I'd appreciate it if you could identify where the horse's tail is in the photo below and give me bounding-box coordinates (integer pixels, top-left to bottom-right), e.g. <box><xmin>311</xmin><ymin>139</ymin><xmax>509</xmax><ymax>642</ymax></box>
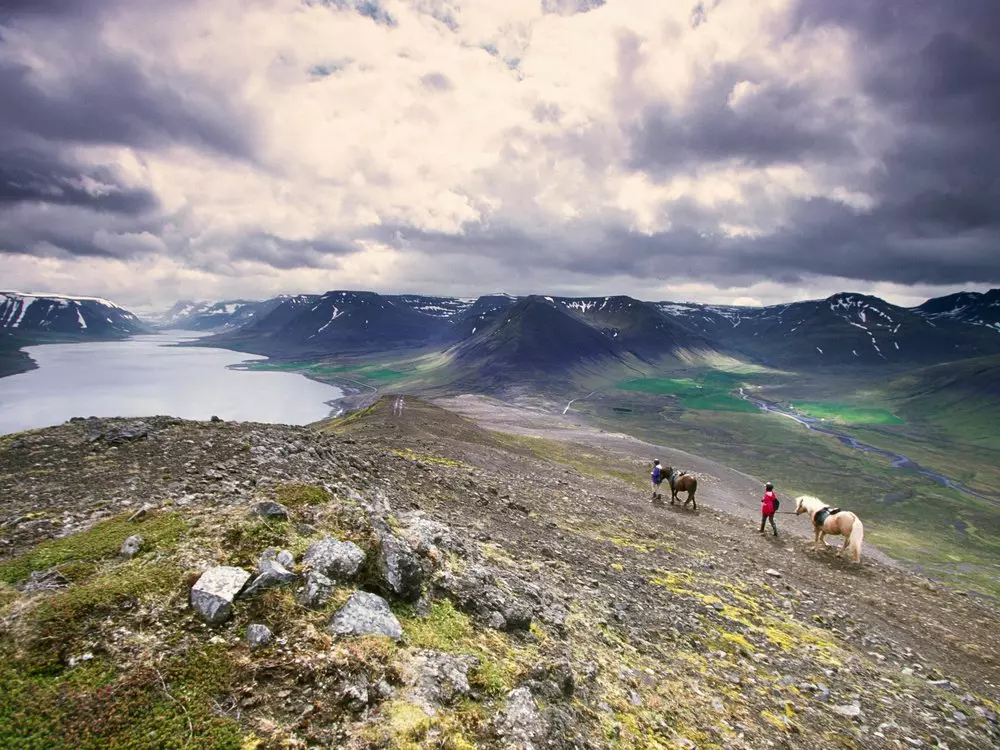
<box><xmin>848</xmin><ymin>517</ymin><xmax>864</xmax><ymax>563</ymax></box>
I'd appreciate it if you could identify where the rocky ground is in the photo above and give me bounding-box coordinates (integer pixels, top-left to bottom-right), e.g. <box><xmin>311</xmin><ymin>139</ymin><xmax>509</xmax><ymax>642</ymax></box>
<box><xmin>0</xmin><ymin>397</ymin><xmax>998</xmax><ymax>749</ymax></box>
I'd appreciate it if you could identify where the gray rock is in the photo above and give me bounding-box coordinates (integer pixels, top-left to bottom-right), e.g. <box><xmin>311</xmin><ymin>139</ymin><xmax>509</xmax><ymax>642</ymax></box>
<box><xmin>496</xmin><ymin>687</ymin><xmax>546</xmax><ymax>748</ymax></box>
<box><xmin>191</xmin><ymin>566</ymin><xmax>251</xmax><ymax>624</ymax></box>
<box><xmin>258</xmin><ymin>547</ymin><xmax>295</xmax><ymax>572</ymax></box>
<box><xmin>251</xmin><ymin>500</ymin><xmax>289</xmax><ymax>520</ymax></box>
<box><xmin>276</xmin><ymin>550</ymin><xmax>295</xmax><ymax>569</ymax></box>
<box><xmin>243</xmin><ymin>559</ymin><xmax>297</xmax><ymax>597</ymax></box>
<box><xmin>299</xmin><ymin>570</ymin><xmax>335</xmax><ymax>608</ymax></box>
<box><xmin>19</xmin><ymin>568</ymin><xmax>70</xmax><ymax>592</ymax></box>
<box><xmin>120</xmin><ymin>534</ymin><xmax>143</xmax><ymax>559</ymax></box>
<box><xmin>765</xmin><ymin>568</ymin><xmax>782</xmax><ymax>578</ymax></box>
<box><xmin>375</xmin><ymin>522</ymin><xmax>428</xmax><ymax>602</ymax></box>
<box><xmin>408</xmin><ymin>650</ymin><xmax>480</xmax><ymax>711</ymax></box>
<box><xmin>328</xmin><ymin>591</ymin><xmax>403</xmax><ymax>640</ymax></box>
<box><xmin>833</xmin><ymin>703</ymin><xmax>862</xmax><ymax>719</ymax></box>
<box><xmin>246</xmin><ymin>623</ymin><xmax>272</xmax><ymax>649</ymax></box>
<box><xmin>302</xmin><ymin>536</ymin><xmax>366</xmax><ymax>580</ymax></box>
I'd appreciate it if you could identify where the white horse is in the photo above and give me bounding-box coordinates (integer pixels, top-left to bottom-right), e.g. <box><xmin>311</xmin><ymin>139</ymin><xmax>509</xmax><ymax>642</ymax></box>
<box><xmin>795</xmin><ymin>495</ymin><xmax>865</xmax><ymax>563</ymax></box>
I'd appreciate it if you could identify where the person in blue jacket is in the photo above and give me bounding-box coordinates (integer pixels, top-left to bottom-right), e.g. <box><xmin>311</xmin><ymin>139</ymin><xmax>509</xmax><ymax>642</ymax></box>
<box><xmin>650</xmin><ymin>460</ymin><xmax>665</xmax><ymax>503</ymax></box>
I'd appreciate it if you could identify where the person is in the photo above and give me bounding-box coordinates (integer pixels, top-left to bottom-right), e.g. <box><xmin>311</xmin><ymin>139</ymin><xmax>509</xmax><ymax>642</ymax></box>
<box><xmin>760</xmin><ymin>481</ymin><xmax>778</xmax><ymax>536</ymax></box>
<box><xmin>650</xmin><ymin>460</ymin><xmax>665</xmax><ymax>503</ymax></box>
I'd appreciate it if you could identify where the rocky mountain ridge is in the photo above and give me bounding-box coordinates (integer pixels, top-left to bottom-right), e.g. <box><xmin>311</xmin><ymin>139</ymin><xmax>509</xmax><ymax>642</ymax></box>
<box><xmin>1</xmin><ymin>397</ymin><xmax>998</xmax><ymax>748</ymax></box>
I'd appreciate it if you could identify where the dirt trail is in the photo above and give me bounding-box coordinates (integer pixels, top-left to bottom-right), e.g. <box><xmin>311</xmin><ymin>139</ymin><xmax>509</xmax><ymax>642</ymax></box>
<box><xmin>437</xmin><ymin>394</ymin><xmax>902</xmax><ymax>568</ymax></box>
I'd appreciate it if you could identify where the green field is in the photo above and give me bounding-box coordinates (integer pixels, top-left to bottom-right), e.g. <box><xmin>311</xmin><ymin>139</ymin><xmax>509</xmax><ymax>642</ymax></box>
<box><xmin>616</xmin><ymin>372</ymin><xmax>757</xmax><ymax>412</ymax></box>
<box><xmin>789</xmin><ymin>401</ymin><xmax>905</xmax><ymax>425</ymax></box>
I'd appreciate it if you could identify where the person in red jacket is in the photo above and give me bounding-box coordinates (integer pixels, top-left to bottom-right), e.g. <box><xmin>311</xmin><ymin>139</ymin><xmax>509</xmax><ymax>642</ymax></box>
<box><xmin>760</xmin><ymin>482</ymin><xmax>778</xmax><ymax>536</ymax></box>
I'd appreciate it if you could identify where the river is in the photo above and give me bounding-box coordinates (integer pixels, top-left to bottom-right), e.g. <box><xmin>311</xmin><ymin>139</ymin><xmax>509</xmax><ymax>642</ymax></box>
<box><xmin>0</xmin><ymin>332</ymin><xmax>344</xmax><ymax>435</ymax></box>
<box><xmin>737</xmin><ymin>388</ymin><xmax>998</xmax><ymax>505</ymax></box>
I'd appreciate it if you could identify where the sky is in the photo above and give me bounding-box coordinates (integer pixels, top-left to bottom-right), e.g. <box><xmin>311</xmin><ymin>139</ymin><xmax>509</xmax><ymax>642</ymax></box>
<box><xmin>1</xmin><ymin>0</ymin><xmax>998</xmax><ymax>311</ymax></box>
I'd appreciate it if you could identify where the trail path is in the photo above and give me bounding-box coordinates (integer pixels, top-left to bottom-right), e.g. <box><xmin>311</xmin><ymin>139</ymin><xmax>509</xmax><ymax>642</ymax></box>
<box><xmin>437</xmin><ymin>394</ymin><xmax>901</xmax><ymax>568</ymax></box>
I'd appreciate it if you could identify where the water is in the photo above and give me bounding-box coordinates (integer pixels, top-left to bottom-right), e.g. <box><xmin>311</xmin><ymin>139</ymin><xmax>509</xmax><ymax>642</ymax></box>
<box><xmin>0</xmin><ymin>332</ymin><xmax>344</xmax><ymax>435</ymax></box>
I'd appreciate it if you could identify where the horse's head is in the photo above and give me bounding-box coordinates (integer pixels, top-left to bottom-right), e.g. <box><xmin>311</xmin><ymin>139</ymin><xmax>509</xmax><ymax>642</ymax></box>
<box><xmin>795</xmin><ymin>496</ymin><xmax>808</xmax><ymax>515</ymax></box>
<box><xmin>664</xmin><ymin>466</ymin><xmax>674</xmax><ymax>477</ymax></box>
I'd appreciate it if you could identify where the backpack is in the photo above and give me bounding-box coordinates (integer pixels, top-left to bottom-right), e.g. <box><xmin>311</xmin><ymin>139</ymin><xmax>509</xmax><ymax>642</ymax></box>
<box><xmin>773</xmin><ymin>496</ymin><xmax>780</xmax><ymax>511</ymax></box>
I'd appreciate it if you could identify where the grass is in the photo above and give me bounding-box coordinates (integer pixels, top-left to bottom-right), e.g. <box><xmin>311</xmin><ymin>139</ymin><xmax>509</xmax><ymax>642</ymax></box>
<box><xmin>0</xmin><ymin>511</ymin><xmax>187</xmax><ymax>585</ymax></box>
<box><xmin>789</xmin><ymin>401</ymin><xmax>904</xmax><ymax>425</ymax></box>
<box><xmin>615</xmin><ymin>371</ymin><xmax>757</xmax><ymax>413</ymax></box>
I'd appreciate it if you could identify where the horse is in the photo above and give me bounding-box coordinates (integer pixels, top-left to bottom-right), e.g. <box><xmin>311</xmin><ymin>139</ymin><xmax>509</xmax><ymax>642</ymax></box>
<box><xmin>664</xmin><ymin>466</ymin><xmax>697</xmax><ymax>510</ymax></box>
<box><xmin>795</xmin><ymin>495</ymin><xmax>865</xmax><ymax>563</ymax></box>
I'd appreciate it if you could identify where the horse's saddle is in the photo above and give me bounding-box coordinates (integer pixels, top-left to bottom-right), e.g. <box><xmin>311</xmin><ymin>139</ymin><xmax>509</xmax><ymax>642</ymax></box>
<box><xmin>814</xmin><ymin>506</ymin><xmax>842</xmax><ymax>526</ymax></box>
<box><xmin>669</xmin><ymin>470</ymin><xmax>686</xmax><ymax>489</ymax></box>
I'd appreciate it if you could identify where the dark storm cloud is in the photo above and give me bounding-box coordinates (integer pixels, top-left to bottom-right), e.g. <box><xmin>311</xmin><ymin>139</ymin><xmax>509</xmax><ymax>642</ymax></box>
<box><xmin>0</xmin><ymin>0</ymin><xmax>256</xmax><ymax>261</ymax></box>
<box><xmin>626</xmin><ymin>68</ymin><xmax>857</xmax><ymax>173</ymax></box>
<box><xmin>0</xmin><ymin>150</ymin><xmax>158</xmax><ymax>214</ymax></box>
<box><xmin>232</xmin><ymin>234</ymin><xmax>362</xmax><ymax>270</ymax></box>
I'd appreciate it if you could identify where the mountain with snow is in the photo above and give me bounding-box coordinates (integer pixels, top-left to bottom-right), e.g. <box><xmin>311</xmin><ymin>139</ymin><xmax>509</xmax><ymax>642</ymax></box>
<box><xmin>145</xmin><ymin>298</ymin><xmax>287</xmax><ymax>331</ymax></box>
<box><xmin>914</xmin><ymin>288</ymin><xmax>1000</xmax><ymax>333</ymax></box>
<box><xmin>654</xmin><ymin>293</ymin><xmax>1000</xmax><ymax>366</ymax></box>
<box><xmin>0</xmin><ymin>292</ymin><xmax>150</xmax><ymax>338</ymax></box>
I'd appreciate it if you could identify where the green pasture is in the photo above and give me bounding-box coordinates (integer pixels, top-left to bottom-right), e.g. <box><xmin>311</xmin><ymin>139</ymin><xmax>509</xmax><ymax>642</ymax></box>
<box><xmin>789</xmin><ymin>401</ymin><xmax>904</xmax><ymax>426</ymax></box>
<box><xmin>615</xmin><ymin>371</ymin><xmax>756</xmax><ymax>413</ymax></box>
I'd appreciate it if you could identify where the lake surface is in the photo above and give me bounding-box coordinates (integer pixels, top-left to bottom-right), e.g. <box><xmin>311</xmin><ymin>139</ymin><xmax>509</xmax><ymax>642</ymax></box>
<box><xmin>0</xmin><ymin>332</ymin><xmax>343</xmax><ymax>435</ymax></box>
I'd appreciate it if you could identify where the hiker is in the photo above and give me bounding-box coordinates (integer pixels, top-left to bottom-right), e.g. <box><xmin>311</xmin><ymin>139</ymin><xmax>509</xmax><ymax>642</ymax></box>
<box><xmin>760</xmin><ymin>482</ymin><xmax>778</xmax><ymax>536</ymax></box>
<box><xmin>650</xmin><ymin>460</ymin><xmax>665</xmax><ymax>503</ymax></box>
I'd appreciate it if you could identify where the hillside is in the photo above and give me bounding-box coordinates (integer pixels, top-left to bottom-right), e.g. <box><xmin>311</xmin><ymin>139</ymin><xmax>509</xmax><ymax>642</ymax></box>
<box><xmin>148</xmin><ymin>299</ymin><xmax>286</xmax><ymax>331</ymax></box>
<box><xmin>915</xmin><ymin>289</ymin><xmax>1000</xmax><ymax>332</ymax></box>
<box><xmin>0</xmin><ymin>292</ymin><xmax>150</xmax><ymax>338</ymax></box>
<box><xmin>0</xmin><ymin>399</ymin><xmax>998</xmax><ymax>748</ymax></box>
<box><xmin>656</xmin><ymin>293</ymin><xmax>1000</xmax><ymax>367</ymax></box>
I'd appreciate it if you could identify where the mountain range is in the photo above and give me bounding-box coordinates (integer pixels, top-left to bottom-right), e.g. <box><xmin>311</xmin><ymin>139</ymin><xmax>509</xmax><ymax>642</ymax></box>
<box><xmin>3</xmin><ymin>288</ymin><xmax>999</xmax><ymax>382</ymax></box>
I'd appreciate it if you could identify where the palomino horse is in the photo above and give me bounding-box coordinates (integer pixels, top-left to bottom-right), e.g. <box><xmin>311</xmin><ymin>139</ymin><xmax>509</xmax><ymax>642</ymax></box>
<box><xmin>795</xmin><ymin>495</ymin><xmax>865</xmax><ymax>563</ymax></box>
<box><xmin>665</xmin><ymin>467</ymin><xmax>697</xmax><ymax>509</ymax></box>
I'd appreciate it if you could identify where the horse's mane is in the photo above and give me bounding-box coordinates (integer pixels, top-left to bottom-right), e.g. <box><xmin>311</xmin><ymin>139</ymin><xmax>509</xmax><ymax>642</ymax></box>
<box><xmin>795</xmin><ymin>495</ymin><xmax>826</xmax><ymax>513</ymax></box>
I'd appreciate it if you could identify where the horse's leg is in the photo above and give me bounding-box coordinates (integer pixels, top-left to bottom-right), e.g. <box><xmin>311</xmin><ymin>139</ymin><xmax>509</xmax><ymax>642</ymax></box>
<box><xmin>689</xmin><ymin>488</ymin><xmax>696</xmax><ymax>510</ymax></box>
<box><xmin>812</xmin><ymin>526</ymin><xmax>821</xmax><ymax>550</ymax></box>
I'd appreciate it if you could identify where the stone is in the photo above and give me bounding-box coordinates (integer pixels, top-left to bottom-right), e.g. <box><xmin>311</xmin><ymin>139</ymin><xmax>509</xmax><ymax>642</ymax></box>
<box><xmin>250</xmin><ymin>501</ymin><xmax>289</xmax><ymax>520</ymax></box>
<box><xmin>408</xmin><ymin>650</ymin><xmax>480</xmax><ymax>711</ymax></box>
<box><xmin>299</xmin><ymin>570</ymin><xmax>335</xmax><ymax>608</ymax></box>
<box><xmin>832</xmin><ymin>703</ymin><xmax>862</xmax><ymax>719</ymax></box>
<box><xmin>191</xmin><ymin>566</ymin><xmax>251</xmax><ymax>624</ymax></box>
<box><xmin>128</xmin><ymin>504</ymin><xmax>154</xmax><ymax>522</ymax></box>
<box><xmin>328</xmin><ymin>591</ymin><xmax>403</xmax><ymax>640</ymax></box>
<box><xmin>246</xmin><ymin>623</ymin><xmax>272</xmax><ymax>649</ymax></box>
<box><xmin>20</xmin><ymin>568</ymin><xmax>70</xmax><ymax>592</ymax></box>
<box><xmin>276</xmin><ymin>550</ymin><xmax>295</xmax><ymax>569</ymax></box>
<box><xmin>302</xmin><ymin>536</ymin><xmax>366</xmax><ymax>580</ymax></box>
<box><xmin>375</xmin><ymin>523</ymin><xmax>428</xmax><ymax>602</ymax></box>
<box><xmin>765</xmin><ymin>569</ymin><xmax>782</xmax><ymax>578</ymax></box>
<box><xmin>243</xmin><ymin>559</ymin><xmax>298</xmax><ymax>597</ymax></box>
<box><xmin>210</xmin><ymin>415</ymin><xmax>222</xmax><ymax>423</ymax></box>
<box><xmin>120</xmin><ymin>534</ymin><xmax>143</xmax><ymax>559</ymax></box>
<box><xmin>496</xmin><ymin>687</ymin><xmax>546</xmax><ymax>747</ymax></box>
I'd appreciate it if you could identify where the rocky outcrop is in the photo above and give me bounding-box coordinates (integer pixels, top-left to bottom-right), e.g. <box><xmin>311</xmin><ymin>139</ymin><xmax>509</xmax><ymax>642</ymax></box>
<box><xmin>190</xmin><ymin>566</ymin><xmax>251</xmax><ymax>623</ymax></box>
<box><xmin>302</xmin><ymin>536</ymin><xmax>366</xmax><ymax>580</ymax></box>
<box><xmin>328</xmin><ymin>591</ymin><xmax>403</xmax><ymax>641</ymax></box>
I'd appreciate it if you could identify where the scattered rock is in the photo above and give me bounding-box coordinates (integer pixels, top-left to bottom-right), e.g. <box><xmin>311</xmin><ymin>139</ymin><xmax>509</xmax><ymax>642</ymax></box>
<box><xmin>375</xmin><ymin>521</ymin><xmax>429</xmax><ymax>602</ymax></box>
<box><xmin>765</xmin><ymin>568</ymin><xmax>782</xmax><ymax>578</ymax></box>
<box><xmin>276</xmin><ymin>549</ymin><xmax>295</xmax><ymax>569</ymax></box>
<box><xmin>302</xmin><ymin>536</ymin><xmax>366</xmax><ymax>580</ymax></box>
<box><xmin>119</xmin><ymin>534</ymin><xmax>143</xmax><ymax>559</ymax></box>
<box><xmin>243</xmin><ymin>559</ymin><xmax>298</xmax><ymax>597</ymax></box>
<box><xmin>246</xmin><ymin>623</ymin><xmax>272</xmax><ymax>649</ymax></box>
<box><xmin>832</xmin><ymin>703</ymin><xmax>862</xmax><ymax>719</ymax></box>
<box><xmin>127</xmin><ymin>504</ymin><xmax>154</xmax><ymax>522</ymax></box>
<box><xmin>328</xmin><ymin>591</ymin><xmax>403</xmax><ymax>640</ymax></box>
<box><xmin>210</xmin><ymin>415</ymin><xmax>222</xmax><ymax>423</ymax></box>
<box><xmin>190</xmin><ymin>566</ymin><xmax>251</xmax><ymax>624</ymax></box>
<box><xmin>250</xmin><ymin>500</ymin><xmax>289</xmax><ymax>520</ymax></box>
<box><xmin>496</xmin><ymin>687</ymin><xmax>546</xmax><ymax>748</ymax></box>
<box><xmin>299</xmin><ymin>570</ymin><xmax>335</xmax><ymax>608</ymax></box>
<box><xmin>19</xmin><ymin>568</ymin><xmax>70</xmax><ymax>592</ymax></box>
<box><xmin>407</xmin><ymin>650</ymin><xmax>480</xmax><ymax>711</ymax></box>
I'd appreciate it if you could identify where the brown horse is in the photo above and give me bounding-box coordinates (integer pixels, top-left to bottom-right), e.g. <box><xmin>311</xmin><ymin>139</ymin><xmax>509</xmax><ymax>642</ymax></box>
<box><xmin>665</xmin><ymin>467</ymin><xmax>697</xmax><ymax>509</ymax></box>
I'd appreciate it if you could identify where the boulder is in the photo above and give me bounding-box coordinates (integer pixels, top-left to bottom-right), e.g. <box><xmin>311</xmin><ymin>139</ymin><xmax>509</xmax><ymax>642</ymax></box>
<box><xmin>243</xmin><ymin>559</ymin><xmax>298</xmax><ymax>597</ymax></box>
<box><xmin>191</xmin><ymin>566</ymin><xmax>251</xmax><ymax>624</ymax></box>
<box><xmin>407</xmin><ymin>650</ymin><xmax>480</xmax><ymax>711</ymax></box>
<box><xmin>299</xmin><ymin>570</ymin><xmax>335</xmax><ymax>608</ymax></box>
<box><xmin>258</xmin><ymin>547</ymin><xmax>295</xmax><ymax>571</ymax></box>
<box><xmin>302</xmin><ymin>536</ymin><xmax>366</xmax><ymax>580</ymax></box>
<box><xmin>246</xmin><ymin>623</ymin><xmax>272</xmax><ymax>649</ymax></box>
<box><xmin>496</xmin><ymin>687</ymin><xmax>546</xmax><ymax>748</ymax></box>
<box><xmin>250</xmin><ymin>501</ymin><xmax>289</xmax><ymax>520</ymax></box>
<box><xmin>119</xmin><ymin>534</ymin><xmax>143</xmax><ymax>559</ymax></box>
<box><xmin>328</xmin><ymin>591</ymin><xmax>403</xmax><ymax>641</ymax></box>
<box><xmin>375</xmin><ymin>521</ymin><xmax>428</xmax><ymax>602</ymax></box>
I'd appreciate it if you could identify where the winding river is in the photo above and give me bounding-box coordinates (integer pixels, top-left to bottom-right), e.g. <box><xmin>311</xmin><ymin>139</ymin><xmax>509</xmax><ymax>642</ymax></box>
<box><xmin>737</xmin><ymin>388</ymin><xmax>998</xmax><ymax>505</ymax></box>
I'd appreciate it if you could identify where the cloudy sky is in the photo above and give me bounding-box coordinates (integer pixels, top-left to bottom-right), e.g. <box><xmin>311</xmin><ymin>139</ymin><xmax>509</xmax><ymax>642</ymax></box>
<box><xmin>1</xmin><ymin>0</ymin><xmax>998</xmax><ymax>310</ymax></box>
